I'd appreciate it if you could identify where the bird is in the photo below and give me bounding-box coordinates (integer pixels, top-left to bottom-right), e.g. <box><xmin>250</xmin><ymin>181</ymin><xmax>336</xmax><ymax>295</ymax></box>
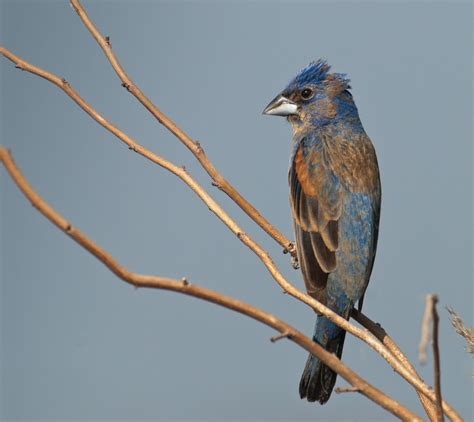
<box><xmin>263</xmin><ymin>60</ymin><xmax>381</xmax><ymax>404</ymax></box>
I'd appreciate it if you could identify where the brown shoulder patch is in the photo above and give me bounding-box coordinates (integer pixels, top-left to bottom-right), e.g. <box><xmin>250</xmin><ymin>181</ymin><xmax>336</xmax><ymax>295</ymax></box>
<box><xmin>294</xmin><ymin>147</ymin><xmax>317</xmax><ymax>196</ymax></box>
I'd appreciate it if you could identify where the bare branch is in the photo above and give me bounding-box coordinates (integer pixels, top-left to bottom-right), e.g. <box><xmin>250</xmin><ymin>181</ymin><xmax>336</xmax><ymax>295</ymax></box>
<box><xmin>431</xmin><ymin>296</ymin><xmax>444</xmax><ymax>422</ymax></box>
<box><xmin>446</xmin><ymin>307</ymin><xmax>474</xmax><ymax>354</ymax></box>
<box><xmin>0</xmin><ymin>147</ymin><xmax>422</xmax><ymax>421</ymax></box>
<box><xmin>0</xmin><ymin>46</ymin><xmax>463</xmax><ymax>422</ymax></box>
<box><xmin>418</xmin><ymin>295</ymin><xmax>444</xmax><ymax>421</ymax></box>
<box><xmin>69</xmin><ymin>0</ymin><xmax>297</xmax><ymax>259</ymax></box>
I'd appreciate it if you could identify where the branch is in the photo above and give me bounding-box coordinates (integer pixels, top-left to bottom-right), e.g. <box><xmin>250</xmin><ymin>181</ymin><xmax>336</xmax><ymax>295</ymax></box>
<box><xmin>0</xmin><ymin>147</ymin><xmax>422</xmax><ymax>421</ymax></box>
<box><xmin>418</xmin><ymin>295</ymin><xmax>444</xmax><ymax>421</ymax></box>
<box><xmin>69</xmin><ymin>0</ymin><xmax>297</xmax><ymax>259</ymax></box>
<box><xmin>432</xmin><ymin>297</ymin><xmax>444</xmax><ymax>422</ymax></box>
<box><xmin>0</xmin><ymin>46</ymin><xmax>462</xmax><ymax>422</ymax></box>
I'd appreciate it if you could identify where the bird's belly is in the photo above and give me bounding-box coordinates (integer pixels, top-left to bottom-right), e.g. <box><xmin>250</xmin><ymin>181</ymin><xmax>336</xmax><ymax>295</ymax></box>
<box><xmin>325</xmin><ymin>192</ymin><xmax>376</xmax><ymax>308</ymax></box>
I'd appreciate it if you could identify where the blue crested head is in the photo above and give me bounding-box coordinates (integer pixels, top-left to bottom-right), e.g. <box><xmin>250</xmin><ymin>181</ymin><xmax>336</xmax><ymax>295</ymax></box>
<box><xmin>263</xmin><ymin>59</ymin><xmax>361</xmax><ymax>130</ymax></box>
<box><xmin>288</xmin><ymin>59</ymin><xmax>350</xmax><ymax>93</ymax></box>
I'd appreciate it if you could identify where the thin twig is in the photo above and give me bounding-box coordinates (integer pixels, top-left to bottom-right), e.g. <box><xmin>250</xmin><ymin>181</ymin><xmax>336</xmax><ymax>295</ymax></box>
<box><xmin>270</xmin><ymin>331</ymin><xmax>292</xmax><ymax>343</ymax></box>
<box><xmin>69</xmin><ymin>0</ymin><xmax>297</xmax><ymax>260</ymax></box>
<box><xmin>335</xmin><ymin>386</ymin><xmax>361</xmax><ymax>394</ymax></box>
<box><xmin>0</xmin><ymin>147</ymin><xmax>422</xmax><ymax>421</ymax></box>
<box><xmin>0</xmin><ymin>46</ymin><xmax>462</xmax><ymax>422</ymax></box>
<box><xmin>418</xmin><ymin>295</ymin><xmax>445</xmax><ymax>421</ymax></box>
<box><xmin>431</xmin><ymin>296</ymin><xmax>444</xmax><ymax>422</ymax></box>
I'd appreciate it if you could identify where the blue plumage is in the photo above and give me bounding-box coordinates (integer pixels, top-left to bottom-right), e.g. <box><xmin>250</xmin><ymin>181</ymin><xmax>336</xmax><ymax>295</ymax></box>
<box><xmin>264</xmin><ymin>60</ymin><xmax>381</xmax><ymax>404</ymax></box>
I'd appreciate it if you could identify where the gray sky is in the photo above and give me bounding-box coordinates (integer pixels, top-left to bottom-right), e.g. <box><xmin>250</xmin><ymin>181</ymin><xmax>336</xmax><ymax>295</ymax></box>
<box><xmin>1</xmin><ymin>0</ymin><xmax>472</xmax><ymax>420</ymax></box>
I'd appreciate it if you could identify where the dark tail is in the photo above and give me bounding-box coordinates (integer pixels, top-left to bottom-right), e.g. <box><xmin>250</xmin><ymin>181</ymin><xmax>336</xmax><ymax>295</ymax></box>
<box><xmin>299</xmin><ymin>315</ymin><xmax>347</xmax><ymax>404</ymax></box>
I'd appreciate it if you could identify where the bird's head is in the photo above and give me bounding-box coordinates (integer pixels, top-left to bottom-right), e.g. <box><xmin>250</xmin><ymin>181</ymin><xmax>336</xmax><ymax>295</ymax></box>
<box><xmin>263</xmin><ymin>59</ymin><xmax>358</xmax><ymax>130</ymax></box>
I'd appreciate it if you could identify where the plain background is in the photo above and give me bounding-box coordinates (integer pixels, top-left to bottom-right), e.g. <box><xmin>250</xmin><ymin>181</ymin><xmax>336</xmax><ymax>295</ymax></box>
<box><xmin>1</xmin><ymin>0</ymin><xmax>472</xmax><ymax>420</ymax></box>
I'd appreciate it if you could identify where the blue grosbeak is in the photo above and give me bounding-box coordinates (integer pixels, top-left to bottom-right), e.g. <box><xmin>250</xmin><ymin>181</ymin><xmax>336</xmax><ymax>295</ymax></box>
<box><xmin>263</xmin><ymin>60</ymin><xmax>381</xmax><ymax>404</ymax></box>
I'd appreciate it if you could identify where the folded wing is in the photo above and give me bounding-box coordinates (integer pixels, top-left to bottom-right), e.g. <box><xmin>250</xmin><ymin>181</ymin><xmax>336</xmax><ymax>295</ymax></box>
<box><xmin>289</xmin><ymin>137</ymin><xmax>343</xmax><ymax>306</ymax></box>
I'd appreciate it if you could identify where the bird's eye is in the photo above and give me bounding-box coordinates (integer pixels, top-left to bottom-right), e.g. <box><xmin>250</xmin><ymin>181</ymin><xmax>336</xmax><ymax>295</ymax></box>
<box><xmin>301</xmin><ymin>88</ymin><xmax>314</xmax><ymax>100</ymax></box>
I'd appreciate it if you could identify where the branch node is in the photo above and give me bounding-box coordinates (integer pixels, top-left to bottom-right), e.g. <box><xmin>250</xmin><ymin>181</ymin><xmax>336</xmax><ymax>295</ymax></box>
<box><xmin>270</xmin><ymin>331</ymin><xmax>292</xmax><ymax>343</ymax></box>
<box><xmin>61</xmin><ymin>77</ymin><xmax>69</xmax><ymax>87</ymax></box>
<box><xmin>14</xmin><ymin>63</ymin><xmax>24</xmax><ymax>70</ymax></box>
<box><xmin>211</xmin><ymin>180</ymin><xmax>223</xmax><ymax>191</ymax></box>
<box><xmin>236</xmin><ymin>231</ymin><xmax>246</xmax><ymax>241</ymax></box>
<box><xmin>128</xmin><ymin>145</ymin><xmax>137</xmax><ymax>152</ymax></box>
<box><xmin>121</xmin><ymin>82</ymin><xmax>131</xmax><ymax>91</ymax></box>
<box><xmin>105</xmin><ymin>35</ymin><xmax>111</xmax><ymax>47</ymax></box>
<box><xmin>194</xmin><ymin>140</ymin><xmax>203</xmax><ymax>153</ymax></box>
<box><xmin>181</xmin><ymin>277</ymin><xmax>189</xmax><ymax>286</ymax></box>
<box><xmin>65</xmin><ymin>223</ymin><xmax>72</xmax><ymax>233</ymax></box>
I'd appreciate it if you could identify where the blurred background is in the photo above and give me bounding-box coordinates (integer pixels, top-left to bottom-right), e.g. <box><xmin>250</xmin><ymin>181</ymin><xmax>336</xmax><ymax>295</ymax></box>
<box><xmin>1</xmin><ymin>0</ymin><xmax>472</xmax><ymax>420</ymax></box>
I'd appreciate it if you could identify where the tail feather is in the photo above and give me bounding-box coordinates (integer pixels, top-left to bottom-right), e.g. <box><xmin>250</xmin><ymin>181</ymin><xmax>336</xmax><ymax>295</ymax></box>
<box><xmin>299</xmin><ymin>317</ymin><xmax>347</xmax><ymax>404</ymax></box>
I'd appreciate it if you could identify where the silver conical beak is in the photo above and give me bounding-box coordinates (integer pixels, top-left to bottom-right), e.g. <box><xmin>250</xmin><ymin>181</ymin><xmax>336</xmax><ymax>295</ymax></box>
<box><xmin>262</xmin><ymin>95</ymin><xmax>298</xmax><ymax>116</ymax></box>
